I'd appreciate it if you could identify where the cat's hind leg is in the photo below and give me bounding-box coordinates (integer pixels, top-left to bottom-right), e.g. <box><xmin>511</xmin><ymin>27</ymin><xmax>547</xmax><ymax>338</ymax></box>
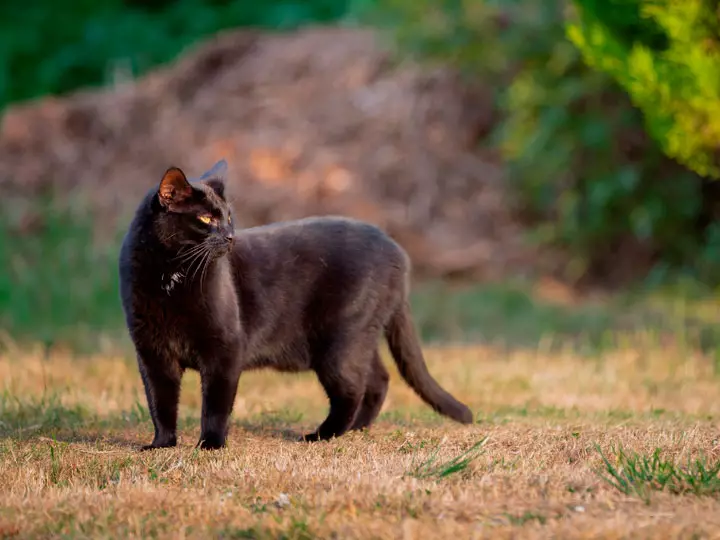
<box><xmin>350</xmin><ymin>350</ymin><xmax>389</xmax><ymax>432</ymax></box>
<box><xmin>301</xmin><ymin>336</ymin><xmax>370</xmax><ymax>442</ymax></box>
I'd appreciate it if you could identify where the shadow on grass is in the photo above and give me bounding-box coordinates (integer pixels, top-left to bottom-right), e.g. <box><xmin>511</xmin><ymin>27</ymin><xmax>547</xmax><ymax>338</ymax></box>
<box><xmin>233</xmin><ymin>407</ymin><xmax>464</xmax><ymax>441</ymax></box>
<box><xmin>235</xmin><ymin>423</ymin><xmax>301</xmax><ymax>442</ymax></box>
<box><xmin>235</xmin><ymin>409</ymin><xmax>314</xmax><ymax>442</ymax></box>
<box><xmin>0</xmin><ymin>392</ymin><xmax>316</xmax><ymax>447</ymax></box>
<box><xmin>0</xmin><ymin>391</ymin><xmax>154</xmax><ymax>448</ymax></box>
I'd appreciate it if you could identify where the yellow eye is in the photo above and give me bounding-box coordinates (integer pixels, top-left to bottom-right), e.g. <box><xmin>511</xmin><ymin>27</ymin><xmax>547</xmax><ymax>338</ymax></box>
<box><xmin>198</xmin><ymin>215</ymin><xmax>212</xmax><ymax>225</ymax></box>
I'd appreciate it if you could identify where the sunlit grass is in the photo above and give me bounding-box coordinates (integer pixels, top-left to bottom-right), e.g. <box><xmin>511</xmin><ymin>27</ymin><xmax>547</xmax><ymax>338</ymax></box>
<box><xmin>2</xmin><ymin>342</ymin><xmax>720</xmax><ymax>537</ymax></box>
<box><xmin>594</xmin><ymin>444</ymin><xmax>720</xmax><ymax>504</ymax></box>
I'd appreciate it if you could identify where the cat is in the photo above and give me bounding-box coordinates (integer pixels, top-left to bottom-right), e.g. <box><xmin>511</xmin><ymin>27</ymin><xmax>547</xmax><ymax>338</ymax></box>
<box><xmin>119</xmin><ymin>160</ymin><xmax>473</xmax><ymax>450</ymax></box>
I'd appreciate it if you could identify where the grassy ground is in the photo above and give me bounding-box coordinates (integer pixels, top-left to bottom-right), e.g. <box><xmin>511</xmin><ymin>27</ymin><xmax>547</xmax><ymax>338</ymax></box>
<box><xmin>2</xmin><ymin>340</ymin><xmax>720</xmax><ymax>538</ymax></box>
<box><xmin>4</xmin><ymin>200</ymin><xmax>720</xmax><ymax>538</ymax></box>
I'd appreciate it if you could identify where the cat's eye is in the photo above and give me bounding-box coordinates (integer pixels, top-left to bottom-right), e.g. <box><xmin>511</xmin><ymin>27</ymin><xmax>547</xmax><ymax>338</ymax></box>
<box><xmin>198</xmin><ymin>215</ymin><xmax>212</xmax><ymax>225</ymax></box>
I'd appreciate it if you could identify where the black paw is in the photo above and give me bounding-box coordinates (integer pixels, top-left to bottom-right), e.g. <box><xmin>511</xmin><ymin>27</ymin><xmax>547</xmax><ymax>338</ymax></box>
<box><xmin>198</xmin><ymin>434</ymin><xmax>226</xmax><ymax>450</ymax></box>
<box><xmin>298</xmin><ymin>432</ymin><xmax>325</xmax><ymax>443</ymax></box>
<box><xmin>140</xmin><ymin>437</ymin><xmax>177</xmax><ymax>451</ymax></box>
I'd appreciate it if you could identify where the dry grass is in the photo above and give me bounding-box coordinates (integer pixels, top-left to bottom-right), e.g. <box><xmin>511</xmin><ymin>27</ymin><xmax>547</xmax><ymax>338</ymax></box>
<box><xmin>2</xmin><ymin>341</ymin><xmax>720</xmax><ymax>539</ymax></box>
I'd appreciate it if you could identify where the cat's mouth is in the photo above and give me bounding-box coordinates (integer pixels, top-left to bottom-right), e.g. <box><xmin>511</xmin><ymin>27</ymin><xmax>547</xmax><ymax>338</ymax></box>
<box><xmin>210</xmin><ymin>237</ymin><xmax>233</xmax><ymax>255</ymax></box>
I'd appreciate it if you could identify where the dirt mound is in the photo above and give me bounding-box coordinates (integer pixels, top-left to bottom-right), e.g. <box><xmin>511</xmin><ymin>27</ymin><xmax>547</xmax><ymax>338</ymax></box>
<box><xmin>0</xmin><ymin>26</ymin><xmax>551</xmax><ymax>280</ymax></box>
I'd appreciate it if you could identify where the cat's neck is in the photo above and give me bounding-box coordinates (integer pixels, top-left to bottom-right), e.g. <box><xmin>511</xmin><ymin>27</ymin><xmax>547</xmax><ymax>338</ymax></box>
<box><xmin>129</xmin><ymin>199</ymin><xmax>232</xmax><ymax>296</ymax></box>
<box><xmin>132</xmin><ymin>232</ymin><xmax>227</xmax><ymax>295</ymax></box>
<box><xmin>158</xmin><ymin>251</ymin><xmax>228</xmax><ymax>294</ymax></box>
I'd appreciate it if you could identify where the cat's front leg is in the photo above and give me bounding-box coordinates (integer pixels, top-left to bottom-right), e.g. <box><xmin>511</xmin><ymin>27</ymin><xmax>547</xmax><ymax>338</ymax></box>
<box><xmin>136</xmin><ymin>353</ymin><xmax>182</xmax><ymax>450</ymax></box>
<box><xmin>197</xmin><ymin>349</ymin><xmax>242</xmax><ymax>450</ymax></box>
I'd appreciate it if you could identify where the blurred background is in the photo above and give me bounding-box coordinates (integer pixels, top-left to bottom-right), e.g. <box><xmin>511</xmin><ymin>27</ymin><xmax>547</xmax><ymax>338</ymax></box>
<box><xmin>2</xmin><ymin>0</ymin><xmax>720</xmax><ymax>358</ymax></box>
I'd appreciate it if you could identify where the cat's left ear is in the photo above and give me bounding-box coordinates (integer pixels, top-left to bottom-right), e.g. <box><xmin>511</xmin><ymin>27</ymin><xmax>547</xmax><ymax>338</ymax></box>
<box><xmin>199</xmin><ymin>159</ymin><xmax>229</xmax><ymax>199</ymax></box>
<box><xmin>158</xmin><ymin>166</ymin><xmax>193</xmax><ymax>208</ymax></box>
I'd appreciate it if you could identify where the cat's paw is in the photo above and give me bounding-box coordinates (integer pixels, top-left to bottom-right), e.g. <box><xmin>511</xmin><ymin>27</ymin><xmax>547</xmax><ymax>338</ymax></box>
<box><xmin>197</xmin><ymin>434</ymin><xmax>226</xmax><ymax>450</ymax></box>
<box><xmin>298</xmin><ymin>432</ymin><xmax>322</xmax><ymax>443</ymax></box>
<box><xmin>140</xmin><ymin>438</ymin><xmax>177</xmax><ymax>451</ymax></box>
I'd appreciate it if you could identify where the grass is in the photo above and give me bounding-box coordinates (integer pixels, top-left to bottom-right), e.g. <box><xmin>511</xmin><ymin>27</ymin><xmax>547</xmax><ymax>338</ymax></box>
<box><xmin>3</xmin><ymin>341</ymin><xmax>720</xmax><ymax>538</ymax></box>
<box><xmin>5</xmin><ymin>200</ymin><xmax>720</xmax><ymax>537</ymax></box>
<box><xmin>407</xmin><ymin>436</ymin><xmax>488</xmax><ymax>480</ymax></box>
<box><xmin>594</xmin><ymin>444</ymin><xmax>720</xmax><ymax>503</ymax></box>
<box><xmin>0</xmin><ymin>200</ymin><xmax>126</xmax><ymax>352</ymax></box>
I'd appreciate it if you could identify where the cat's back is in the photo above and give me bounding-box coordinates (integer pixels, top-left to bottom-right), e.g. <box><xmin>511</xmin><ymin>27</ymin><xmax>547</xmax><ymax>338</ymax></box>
<box><xmin>229</xmin><ymin>216</ymin><xmax>409</xmax><ymax>356</ymax></box>
<box><xmin>237</xmin><ymin>215</ymin><xmax>408</xmax><ymax>267</ymax></box>
<box><xmin>117</xmin><ymin>191</ymin><xmax>154</xmax><ymax>306</ymax></box>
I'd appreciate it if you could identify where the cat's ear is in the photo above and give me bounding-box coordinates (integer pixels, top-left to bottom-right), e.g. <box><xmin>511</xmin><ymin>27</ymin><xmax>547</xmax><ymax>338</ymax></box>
<box><xmin>158</xmin><ymin>167</ymin><xmax>193</xmax><ymax>208</ymax></box>
<box><xmin>199</xmin><ymin>159</ymin><xmax>228</xmax><ymax>199</ymax></box>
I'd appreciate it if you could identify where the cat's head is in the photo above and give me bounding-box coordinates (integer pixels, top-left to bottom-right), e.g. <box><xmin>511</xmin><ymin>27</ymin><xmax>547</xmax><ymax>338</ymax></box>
<box><xmin>152</xmin><ymin>159</ymin><xmax>235</xmax><ymax>258</ymax></box>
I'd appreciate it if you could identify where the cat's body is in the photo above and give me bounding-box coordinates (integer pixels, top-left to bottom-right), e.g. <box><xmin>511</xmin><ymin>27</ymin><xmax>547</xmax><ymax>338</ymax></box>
<box><xmin>119</xmin><ymin>161</ymin><xmax>473</xmax><ymax>450</ymax></box>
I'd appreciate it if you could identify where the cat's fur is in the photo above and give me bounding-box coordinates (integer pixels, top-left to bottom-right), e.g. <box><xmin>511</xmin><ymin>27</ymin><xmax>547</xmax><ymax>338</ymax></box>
<box><xmin>119</xmin><ymin>160</ymin><xmax>473</xmax><ymax>450</ymax></box>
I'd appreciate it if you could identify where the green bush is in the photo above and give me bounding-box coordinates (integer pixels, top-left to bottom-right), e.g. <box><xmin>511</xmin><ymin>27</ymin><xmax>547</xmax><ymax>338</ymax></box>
<box><xmin>569</xmin><ymin>0</ymin><xmax>720</xmax><ymax>179</ymax></box>
<box><xmin>359</xmin><ymin>0</ymin><xmax>710</xmax><ymax>282</ymax></box>
<box><xmin>0</xmin><ymin>0</ymin><xmax>351</xmax><ymax>110</ymax></box>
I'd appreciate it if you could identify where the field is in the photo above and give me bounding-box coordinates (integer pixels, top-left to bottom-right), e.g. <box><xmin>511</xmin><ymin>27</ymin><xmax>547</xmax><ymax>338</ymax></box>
<box><xmin>4</xmin><ymin>1</ymin><xmax>720</xmax><ymax>537</ymax></box>
<box><xmin>2</xmin><ymin>337</ymin><xmax>720</xmax><ymax>539</ymax></box>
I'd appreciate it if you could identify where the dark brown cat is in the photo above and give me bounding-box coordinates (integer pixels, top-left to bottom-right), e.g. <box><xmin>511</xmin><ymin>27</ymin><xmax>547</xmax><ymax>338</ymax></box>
<box><xmin>119</xmin><ymin>160</ymin><xmax>473</xmax><ymax>450</ymax></box>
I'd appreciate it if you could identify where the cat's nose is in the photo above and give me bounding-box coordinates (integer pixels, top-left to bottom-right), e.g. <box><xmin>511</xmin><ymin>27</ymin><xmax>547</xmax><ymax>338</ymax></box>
<box><xmin>225</xmin><ymin>232</ymin><xmax>234</xmax><ymax>244</ymax></box>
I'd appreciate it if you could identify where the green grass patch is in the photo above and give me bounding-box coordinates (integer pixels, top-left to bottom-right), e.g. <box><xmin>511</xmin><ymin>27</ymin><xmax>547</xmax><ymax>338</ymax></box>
<box><xmin>377</xmin><ymin>407</ymin><xmax>450</xmax><ymax>427</ymax></box>
<box><xmin>412</xmin><ymin>280</ymin><xmax>614</xmax><ymax>347</ymax></box>
<box><xmin>412</xmin><ymin>278</ymin><xmax>720</xmax><ymax>357</ymax></box>
<box><xmin>219</xmin><ymin>520</ymin><xmax>315</xmax><ymax>540</ymax></box>
<box><xmin>594</xmin><ymin>443</ymin><xmax>720</xmax><ymax>503</ymax></box>
<box><xmin>23</xmin><ymin>507</ymin><xmax>181</xmax><ymax>539</ymax></box>
<box><xmin>407</xmin><ymin>437</ymin><xmax>487</xmax><ymax>480</ymax></box>
<box><xmin>0</xmin><ymin>391</ymin><xmax>91</xmax><ymax>437</ymax></box>
<box><xmin>0</xmin><ymin>200</ymin><xmax>125</xmax><ymax>352</ymax></box>
<box><xmin>504</xmin><ymin>511</ymin><xmax>547</xmax><ymax>527</ymax></box>
<box><xmin>474</xmin><ymin>404</ymin><xmax>716</xmax><ymax>425</ymax></box>
<box><xmin>0</xmin><ymin>389</ymin><xmax>200</xmax><ymax>441</ymax></box>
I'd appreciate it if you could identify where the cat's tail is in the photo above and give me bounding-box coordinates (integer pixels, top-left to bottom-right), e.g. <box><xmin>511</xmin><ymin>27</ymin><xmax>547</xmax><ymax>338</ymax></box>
<box><xmin>384</xmin><ymin>301</ymin><xmax>474</xmax><ymax>424</ymax></box>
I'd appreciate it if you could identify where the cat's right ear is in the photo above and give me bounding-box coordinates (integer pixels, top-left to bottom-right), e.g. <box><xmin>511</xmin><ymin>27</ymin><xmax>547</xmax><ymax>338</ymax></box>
<box><xmin>158</xmin><ymin>167</ymin><xmax>193</xmax><ymax>209</ymax></box>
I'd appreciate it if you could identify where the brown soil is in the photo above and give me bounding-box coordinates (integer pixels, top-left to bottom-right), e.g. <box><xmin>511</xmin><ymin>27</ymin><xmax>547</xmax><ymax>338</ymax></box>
<box><xmin>0</xmin><ymin>26</ymin><xmax>560</xmax><ymax>281</ymax></box>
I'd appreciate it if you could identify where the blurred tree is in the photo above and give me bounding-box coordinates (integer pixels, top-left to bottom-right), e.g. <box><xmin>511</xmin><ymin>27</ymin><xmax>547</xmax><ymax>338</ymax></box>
<box><xmin>569</xmin><ymin>0</ymin><xmax>720</xmax><ymax>179</ymax></box>
<box><xmin>357</xmin><ymin>0</ymin><xmax>708</xmax><ymax>283</ymax></box>
<box><xmin>0</xmin><ymin>0</ymin><xmax>351</xmax><ymax>110</ymax></box>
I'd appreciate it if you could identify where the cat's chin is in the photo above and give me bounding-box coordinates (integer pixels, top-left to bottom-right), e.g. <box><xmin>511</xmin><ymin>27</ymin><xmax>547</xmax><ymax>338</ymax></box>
<box><xmin>209</xmin><ymin>247</ymin><xmax>231</xmax><ymax>260</ymax></box>
<box><xmin>211</xmin><ymin>243</ymin><xmax>233</xmax><ymax>258</ymax></box>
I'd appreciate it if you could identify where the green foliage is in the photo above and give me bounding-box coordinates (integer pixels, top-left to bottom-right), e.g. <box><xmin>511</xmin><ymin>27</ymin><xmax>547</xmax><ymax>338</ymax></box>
<box><xmin>0</xmin><ymin>200</ymin><xmax>124</xmax><ymax>350</ymax></box>
<box><xmin>411</xmin><ymin>280</ymin><xmax>618</xmax><ymax>349</ymax></box>
<box><xmin>569</xmin><ymin>0</ymin><xmax>720</xmax><ymax>179</ymax></box>
<box><xmin>594</xmin><ymin>443</ymin><xmax>720</xmax><ymax>503</ymax></box>
<box><xmin>0</xmin><ymin>391</ymin><xmax>89</xmax><ymax>437</ymax></box>
<box><xmin>360</xmin><ymin>0</ymin><xmax>710</xmax><ymax>280</ymax></box>
<box><xmin>407</xmin><ymin>437</ymin><xmax>487</xmax><ymax>480</ymax></box>
<box><xmin>0</xmin><ymin>0</ymin><xmax>351</xmax><ymax>110</ymax></box>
